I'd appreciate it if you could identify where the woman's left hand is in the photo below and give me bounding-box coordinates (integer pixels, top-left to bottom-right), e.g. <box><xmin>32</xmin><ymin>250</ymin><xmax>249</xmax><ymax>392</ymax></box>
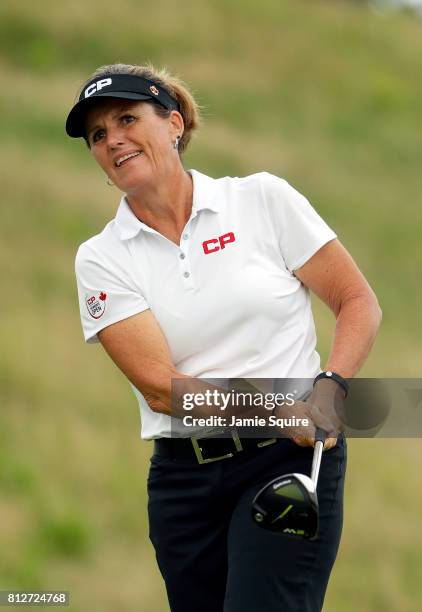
<box><xmin>290</xmin><ymin>377</ymin><xmax>345</xmax><ymax>449</ymax></box>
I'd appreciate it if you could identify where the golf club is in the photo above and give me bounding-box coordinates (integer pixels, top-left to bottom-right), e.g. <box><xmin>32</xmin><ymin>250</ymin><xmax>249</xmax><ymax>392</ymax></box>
<box><xmin>251</xmin><ymin>427</ymin><xmax>327</xmax><ymax>539</ymax></box>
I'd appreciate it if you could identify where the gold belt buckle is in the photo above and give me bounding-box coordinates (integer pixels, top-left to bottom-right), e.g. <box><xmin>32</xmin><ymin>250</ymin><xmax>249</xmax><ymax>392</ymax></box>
<box><xmin>191</xmin><ymin>430</ymin><xmax>243</xmax><ymax>464</ymax></box>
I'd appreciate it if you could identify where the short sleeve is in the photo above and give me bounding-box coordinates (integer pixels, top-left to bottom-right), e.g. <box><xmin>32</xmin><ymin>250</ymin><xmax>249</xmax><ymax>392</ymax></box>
<box><xmin>260</xmin><ymin>173</ymin><xmax>337</xmax><ymax>273</ymax></box>
<box><xmin>75</xmin><ymin>242</ymin><xmax>149</xmax><ymax>343</ymax></box>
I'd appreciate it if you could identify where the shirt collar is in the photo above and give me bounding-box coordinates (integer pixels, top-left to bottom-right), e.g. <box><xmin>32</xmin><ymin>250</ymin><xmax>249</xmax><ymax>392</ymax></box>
<box><xmin>115</xmin><ymin>168</ymin><xmax>220</xmax><ymax>241</ymax></box>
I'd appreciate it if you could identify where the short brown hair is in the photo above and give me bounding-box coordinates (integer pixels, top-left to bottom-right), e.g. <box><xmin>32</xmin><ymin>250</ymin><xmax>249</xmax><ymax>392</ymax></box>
<box><xmin>83</xmin><ymin>63</ymin><xmax>201</xmax><ymax>154</ymax></box>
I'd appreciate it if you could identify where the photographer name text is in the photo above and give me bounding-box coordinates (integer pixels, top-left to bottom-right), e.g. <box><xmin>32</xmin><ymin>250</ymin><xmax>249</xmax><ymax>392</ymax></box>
<box><xmin>182</xmin><ymin>415</ymin><xmax>309</xmax><ymax>428</ymax></box>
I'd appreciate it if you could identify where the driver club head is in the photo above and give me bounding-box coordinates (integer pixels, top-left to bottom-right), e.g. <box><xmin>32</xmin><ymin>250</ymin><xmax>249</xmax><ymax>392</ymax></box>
<box><xmin>251</xmin><ymin>472</ymin><xmax>319</xmax><ymax>539</ymax></box>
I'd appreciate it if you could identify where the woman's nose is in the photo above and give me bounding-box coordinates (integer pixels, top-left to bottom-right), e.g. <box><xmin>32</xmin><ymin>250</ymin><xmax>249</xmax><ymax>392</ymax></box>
<box><xmin>105</xmin><ymin>126</ymin><xmax>125</xmax><ymax>148</ymax></box>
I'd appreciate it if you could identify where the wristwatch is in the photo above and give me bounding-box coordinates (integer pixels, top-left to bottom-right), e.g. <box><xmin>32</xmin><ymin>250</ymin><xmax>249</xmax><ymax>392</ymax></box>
<box><xmin>313</xmin><ymin>370</ymin><xmax>349</xmax><ymax>397</ymax></box>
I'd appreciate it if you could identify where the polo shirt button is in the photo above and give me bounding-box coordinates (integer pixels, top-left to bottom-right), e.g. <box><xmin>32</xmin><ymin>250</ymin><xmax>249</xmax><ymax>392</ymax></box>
<box><xmin>183</xmin><ymin>271</ymin><xmax>190</xmax><ymax>278</ymax></box>
<box><xmin>179</xmin><ymin>253</ymin><xmax>186</xmax><ymax>260</ymax></box>
<box><xmin>182</xmin><ymin>233</ymin><xmax>189</xmax><ymax>240</ymax></box>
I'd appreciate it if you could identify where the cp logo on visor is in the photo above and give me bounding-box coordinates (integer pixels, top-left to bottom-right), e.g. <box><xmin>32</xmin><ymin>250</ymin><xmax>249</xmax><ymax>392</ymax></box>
<box><xmin>84</xmin><ymin>78</ymin><xmax>112</xmax><ymax>98</ymax></box>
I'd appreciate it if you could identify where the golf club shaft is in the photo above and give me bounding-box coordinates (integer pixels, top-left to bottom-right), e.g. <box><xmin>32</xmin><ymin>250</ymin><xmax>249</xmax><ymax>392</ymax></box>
<box><xmin>310</xmin><ymin>440</ymin><xmax>324</xmax><ymax>486</ymax></box>
<box><xmin>310</xmin><ymin>428</ymin><xmax>327</xmax><ymax>486</ymax></box>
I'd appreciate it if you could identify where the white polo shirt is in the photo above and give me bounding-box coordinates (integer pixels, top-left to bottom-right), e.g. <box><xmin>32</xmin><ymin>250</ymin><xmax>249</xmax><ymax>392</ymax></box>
<box><xmin>75</xmin><ymin>170</ymin><xmax>336</xmax><ymax>439</ymax></box>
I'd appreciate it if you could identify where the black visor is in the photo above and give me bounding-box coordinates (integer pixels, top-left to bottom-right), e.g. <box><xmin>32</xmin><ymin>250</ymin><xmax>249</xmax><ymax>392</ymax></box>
<box><xmin>65</xmin><ymin>74</ymin><xmax>180</xmax><ymax>138</ymax></box>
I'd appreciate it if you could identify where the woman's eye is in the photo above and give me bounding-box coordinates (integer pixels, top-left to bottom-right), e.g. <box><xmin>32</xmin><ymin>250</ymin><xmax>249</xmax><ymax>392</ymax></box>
<box><xmin>92</xmin><ymin>129</ymin><xmax>105</xmax><ymax>143</ymax></box>
<box><xmin>122</xmin><ymin>114</ymin><xmax>136</xmax><ymax>125</ymax></box>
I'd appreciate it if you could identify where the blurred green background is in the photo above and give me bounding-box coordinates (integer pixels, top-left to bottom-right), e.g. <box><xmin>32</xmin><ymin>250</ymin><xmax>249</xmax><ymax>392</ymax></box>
<box><xmin>1</xmin><ymin>0</ymin><xmax>421</xmax><ymax>610</ymax></box>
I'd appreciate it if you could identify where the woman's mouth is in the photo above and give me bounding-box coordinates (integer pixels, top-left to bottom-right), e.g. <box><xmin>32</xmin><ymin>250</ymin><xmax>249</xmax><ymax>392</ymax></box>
<box><xmin>115</xmin><ymin>151</ymin><xmax>143</xmax><ymax>167</ymax></box>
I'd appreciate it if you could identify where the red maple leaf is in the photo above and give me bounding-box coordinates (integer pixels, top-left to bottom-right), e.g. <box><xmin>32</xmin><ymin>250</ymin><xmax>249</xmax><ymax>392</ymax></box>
<box><xmin>99</xmin><ymin>292</ymin><xmax>107</xmax><ymax>301</ymax></box>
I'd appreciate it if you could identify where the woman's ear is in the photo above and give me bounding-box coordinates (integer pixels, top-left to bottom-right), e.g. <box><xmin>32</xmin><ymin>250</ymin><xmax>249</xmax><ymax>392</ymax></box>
<box><xmin>169</xmin><ymin>110</ymin><xmax>184</xmax><ymax>140</ymax></box>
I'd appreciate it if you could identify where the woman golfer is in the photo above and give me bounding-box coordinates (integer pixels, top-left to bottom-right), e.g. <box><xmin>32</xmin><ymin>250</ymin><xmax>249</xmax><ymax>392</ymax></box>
<box><xmin>66</xmin><ymin>63</ymin><xmax>381</xmax><ymax>612</ymax></box>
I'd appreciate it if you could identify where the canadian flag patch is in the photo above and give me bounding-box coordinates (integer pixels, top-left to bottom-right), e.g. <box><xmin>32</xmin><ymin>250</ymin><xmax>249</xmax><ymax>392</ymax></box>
<box><xmin>85</xmin><ymin>291</ymin><xmax>107</xmax><ymax>319</ymax></box>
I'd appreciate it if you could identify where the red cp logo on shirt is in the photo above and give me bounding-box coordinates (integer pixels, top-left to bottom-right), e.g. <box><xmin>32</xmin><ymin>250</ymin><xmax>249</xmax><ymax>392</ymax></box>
<box><xmin>202</xmin><ymin>232</ymin><xmax>236</xmax><ymax>255</ymax></box>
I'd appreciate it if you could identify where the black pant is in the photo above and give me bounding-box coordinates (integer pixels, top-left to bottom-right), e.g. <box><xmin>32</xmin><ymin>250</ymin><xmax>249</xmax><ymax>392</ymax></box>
<box><xmin>147</xmin><ymin>434</ymin><xmax>347</xmax><ymax>612</ymax></box>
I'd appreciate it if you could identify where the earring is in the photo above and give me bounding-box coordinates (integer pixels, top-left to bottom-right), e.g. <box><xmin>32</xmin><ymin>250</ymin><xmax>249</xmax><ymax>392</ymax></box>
<box><xmin>106</xmin><ymin>177</ymin><xmax>114</xmax><ymax>186</ymax></box>
<box><xmin>173</xmin><ymin>136</ymin><xmax>181</xmax><ymax>150</ymax></box>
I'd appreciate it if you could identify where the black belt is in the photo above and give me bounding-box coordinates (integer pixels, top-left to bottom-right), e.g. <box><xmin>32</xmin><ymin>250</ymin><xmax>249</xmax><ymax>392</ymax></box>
<box><xmin>153</xmin><ymin>430</ymin><xmax>278</xmax><ymax>464</ymax></box>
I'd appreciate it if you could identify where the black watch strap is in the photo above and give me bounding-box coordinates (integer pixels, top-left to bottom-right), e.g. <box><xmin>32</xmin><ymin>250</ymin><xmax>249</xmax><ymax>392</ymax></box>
<box><xmin>313</xmin><ymin>371</ymin><xmax>349</xmax><ymax>397</ymax></box>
